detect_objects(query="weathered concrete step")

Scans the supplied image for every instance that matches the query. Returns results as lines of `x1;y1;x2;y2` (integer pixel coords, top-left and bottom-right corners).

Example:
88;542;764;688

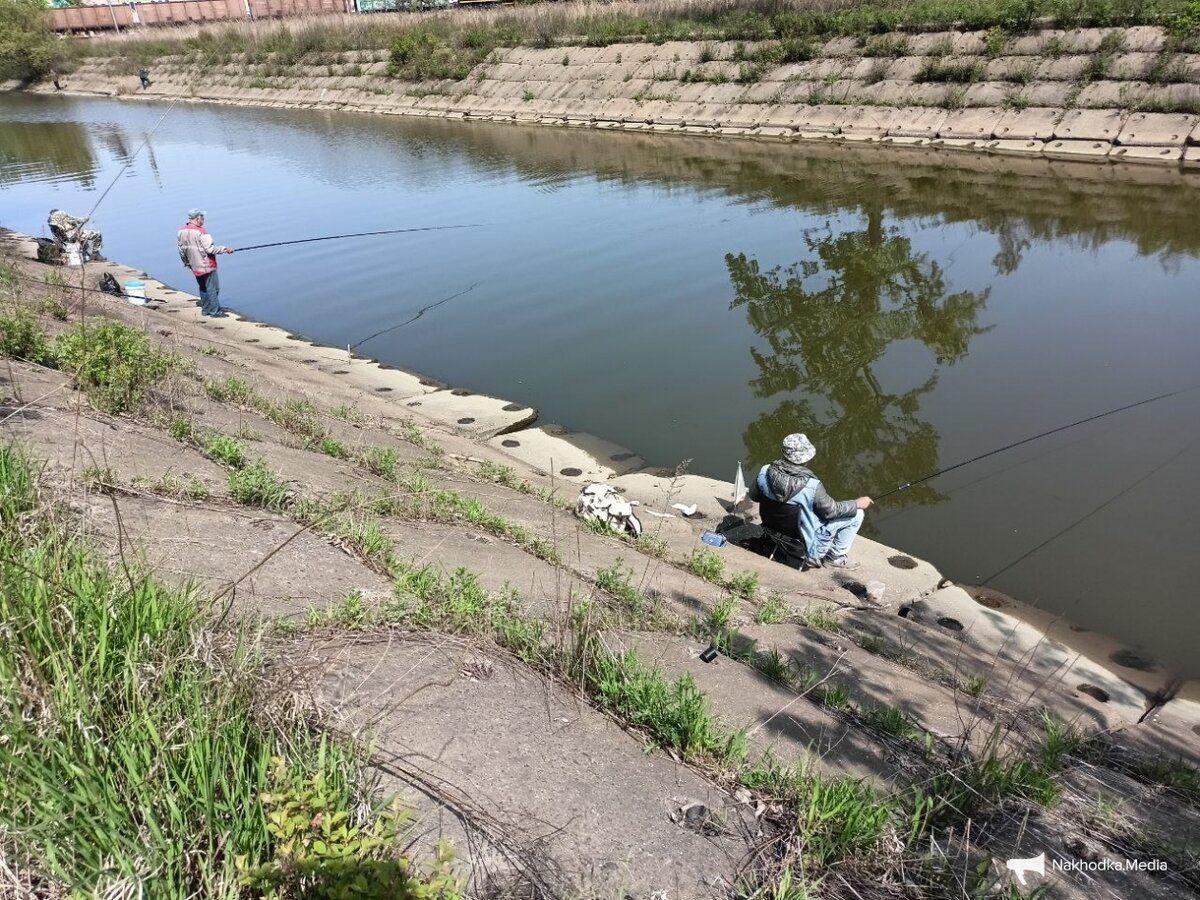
488;423;646;481
82;494;391;619
314;635;751;898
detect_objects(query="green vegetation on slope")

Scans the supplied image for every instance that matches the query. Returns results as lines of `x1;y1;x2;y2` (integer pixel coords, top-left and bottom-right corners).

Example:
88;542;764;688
0;443;459;897
62;0;1200;85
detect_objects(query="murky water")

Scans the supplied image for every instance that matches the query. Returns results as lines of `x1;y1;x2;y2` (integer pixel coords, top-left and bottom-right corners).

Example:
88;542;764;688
3;93;1199;680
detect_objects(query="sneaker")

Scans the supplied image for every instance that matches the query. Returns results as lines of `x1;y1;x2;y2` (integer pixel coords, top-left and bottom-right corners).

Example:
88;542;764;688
824;555;860;570
802;557;823;570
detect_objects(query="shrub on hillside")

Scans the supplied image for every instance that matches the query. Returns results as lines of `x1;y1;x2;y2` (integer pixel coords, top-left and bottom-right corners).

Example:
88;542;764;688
53;321;174;413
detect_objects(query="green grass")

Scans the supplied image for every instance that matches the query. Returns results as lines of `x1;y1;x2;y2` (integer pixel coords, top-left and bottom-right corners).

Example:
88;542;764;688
728;570;759;600
133;473;212;501
204;375;257;405
755;591;787;625
1131;755;1200;800
688;547;725;583
863;34;910;57
0;309;50;363
318;436;350;459
863;704;933;749
227;462;291;510
755;647;794;682
0;444;447;898
596;558;648;612
363;445;399;479
52;321;176;414
915;58;984;83
65;0;1200;90
587;649;727;761
706;596;738;630
799;605;840;631
202;432;247;469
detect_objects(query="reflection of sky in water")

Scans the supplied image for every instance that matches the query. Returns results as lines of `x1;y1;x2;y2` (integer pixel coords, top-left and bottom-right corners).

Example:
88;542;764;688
3;94;1200;676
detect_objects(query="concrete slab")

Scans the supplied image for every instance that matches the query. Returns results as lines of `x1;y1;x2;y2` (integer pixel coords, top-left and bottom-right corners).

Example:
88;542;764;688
1124;25;1169;53
1111;52;1156;80
1108;145;1184;165
1044;139;1112;161
1116;111;1198;146
835;105;901;137
986;138;1046;156
1054;108;1126;141
1184;146;1200;167
993;106;1061;140
318;637;749;899
609;471;737;523
905;586;1147;729
937;107;1003;139
886;107;948;138
792;104;845;133
402;389;536;439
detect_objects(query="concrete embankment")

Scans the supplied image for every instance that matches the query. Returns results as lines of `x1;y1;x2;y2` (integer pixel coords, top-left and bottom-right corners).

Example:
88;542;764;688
4;228;1200;896
4;227;1196;748
13;24;1200;172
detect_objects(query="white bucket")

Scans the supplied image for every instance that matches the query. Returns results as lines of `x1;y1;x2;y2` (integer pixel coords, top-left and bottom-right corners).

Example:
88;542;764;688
64;242;82;267
124;280;148;305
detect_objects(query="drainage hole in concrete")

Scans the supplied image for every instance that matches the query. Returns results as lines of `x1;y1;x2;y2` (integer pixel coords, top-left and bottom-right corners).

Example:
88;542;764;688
457;417;476;424
936;617;963;632
332;370;349;375
1076;683;1110;703
302;358;318;364
502;402;523;411
419;379;440;387
888;554;918;569
502;439;520;448
244;339;260;344
1110;649;1157;672
1193;724;1200;737
611;451;636;461
265;346;281;350
560;467;583;477
375;387;393;393
897;606;911;619
972;593;1004;609
451;389;472;397
164;308;179;313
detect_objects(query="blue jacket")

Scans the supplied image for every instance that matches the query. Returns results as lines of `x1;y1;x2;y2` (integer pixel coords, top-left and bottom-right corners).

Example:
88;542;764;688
757;462;857;550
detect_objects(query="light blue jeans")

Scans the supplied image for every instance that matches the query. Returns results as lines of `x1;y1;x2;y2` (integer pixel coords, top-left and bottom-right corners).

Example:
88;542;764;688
807;509;865;562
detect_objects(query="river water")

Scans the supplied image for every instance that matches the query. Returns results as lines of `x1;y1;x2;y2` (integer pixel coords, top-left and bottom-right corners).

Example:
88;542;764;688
2;93;1198;679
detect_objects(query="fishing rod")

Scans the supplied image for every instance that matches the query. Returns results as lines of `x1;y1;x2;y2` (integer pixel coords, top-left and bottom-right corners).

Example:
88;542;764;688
876;387;1194;501
234;224;484;253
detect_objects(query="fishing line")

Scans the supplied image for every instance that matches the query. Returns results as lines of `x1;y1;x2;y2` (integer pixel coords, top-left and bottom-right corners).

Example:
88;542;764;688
979;434;1200;585
350;282;479;350
83;93;183;226
234;224;484;253
876;388;1196;501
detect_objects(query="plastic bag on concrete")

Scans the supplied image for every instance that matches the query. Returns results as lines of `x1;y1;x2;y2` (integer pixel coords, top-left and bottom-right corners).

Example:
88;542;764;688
574;483;642;539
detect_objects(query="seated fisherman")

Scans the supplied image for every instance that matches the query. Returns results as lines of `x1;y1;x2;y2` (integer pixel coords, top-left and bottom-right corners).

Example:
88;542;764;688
756;433;873;569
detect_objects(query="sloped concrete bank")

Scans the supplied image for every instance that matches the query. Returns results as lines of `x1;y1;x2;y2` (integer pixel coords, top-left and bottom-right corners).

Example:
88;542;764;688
4;227;1196;761
11;24;1200;172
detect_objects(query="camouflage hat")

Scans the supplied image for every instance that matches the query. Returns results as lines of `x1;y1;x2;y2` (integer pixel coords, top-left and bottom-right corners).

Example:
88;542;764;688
782;433;816;465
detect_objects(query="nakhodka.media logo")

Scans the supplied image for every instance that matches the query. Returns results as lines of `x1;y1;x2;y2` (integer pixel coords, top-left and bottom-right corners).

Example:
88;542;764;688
1006;851;1169;884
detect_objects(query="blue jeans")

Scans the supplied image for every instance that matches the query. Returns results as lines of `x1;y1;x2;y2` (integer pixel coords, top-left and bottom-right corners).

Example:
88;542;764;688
195;270;220;315
807;509;864;561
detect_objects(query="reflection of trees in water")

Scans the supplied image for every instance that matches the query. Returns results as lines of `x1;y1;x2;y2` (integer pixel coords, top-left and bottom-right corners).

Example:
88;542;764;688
0;121;96;187
729;209;991;510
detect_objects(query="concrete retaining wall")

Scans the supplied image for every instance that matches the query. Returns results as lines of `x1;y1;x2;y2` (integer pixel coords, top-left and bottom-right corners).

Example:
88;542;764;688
18;24;1200;173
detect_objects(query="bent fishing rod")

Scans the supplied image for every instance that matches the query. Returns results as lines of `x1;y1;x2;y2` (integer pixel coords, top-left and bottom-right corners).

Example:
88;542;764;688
233;224;484;253
876;387;1195;501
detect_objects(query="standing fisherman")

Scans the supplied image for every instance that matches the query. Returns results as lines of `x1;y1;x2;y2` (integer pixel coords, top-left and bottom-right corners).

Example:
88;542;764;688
177;209;234;318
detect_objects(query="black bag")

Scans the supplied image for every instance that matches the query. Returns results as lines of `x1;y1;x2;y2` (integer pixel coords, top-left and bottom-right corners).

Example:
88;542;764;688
98;273;123;296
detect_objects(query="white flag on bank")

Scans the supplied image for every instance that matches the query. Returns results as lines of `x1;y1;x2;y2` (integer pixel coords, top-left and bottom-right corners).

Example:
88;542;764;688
733;462;747;505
